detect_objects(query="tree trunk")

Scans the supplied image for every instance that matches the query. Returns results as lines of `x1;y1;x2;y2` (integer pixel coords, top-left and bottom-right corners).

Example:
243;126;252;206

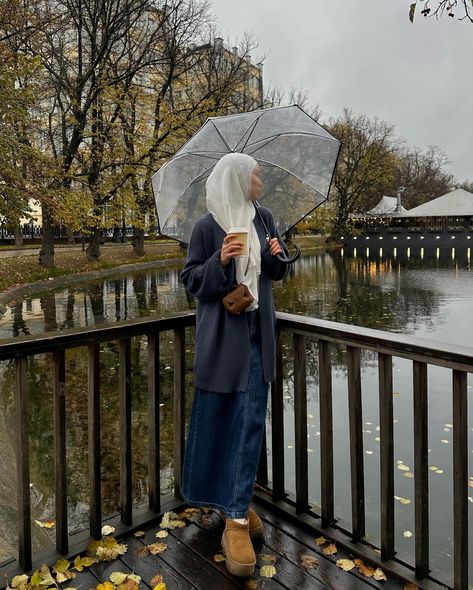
86;228;102;260
14;226;23;248
132;227;145;256
39;204;55;267
65;225;75;243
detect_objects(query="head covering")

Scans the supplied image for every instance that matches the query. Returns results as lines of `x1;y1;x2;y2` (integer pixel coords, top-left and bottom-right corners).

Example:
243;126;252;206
205;152;261;311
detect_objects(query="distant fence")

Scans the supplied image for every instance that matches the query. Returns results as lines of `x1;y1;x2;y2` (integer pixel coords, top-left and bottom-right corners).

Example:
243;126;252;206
0;224;140;243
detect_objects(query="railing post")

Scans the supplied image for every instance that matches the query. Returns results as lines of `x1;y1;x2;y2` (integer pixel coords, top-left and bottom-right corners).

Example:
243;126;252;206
119;338;133;525
16;355;31;571
413;360;429;578
379;352;394;560
452;369;468;589
347;345;365;543
88;343;101;539
148;332;161;512
53;349;68;554
293;333;309;513
173;327;186;499
319;339;334;528
271;327;285;501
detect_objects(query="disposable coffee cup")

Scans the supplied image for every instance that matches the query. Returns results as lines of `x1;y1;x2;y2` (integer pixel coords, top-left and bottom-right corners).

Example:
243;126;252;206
227;227;249;257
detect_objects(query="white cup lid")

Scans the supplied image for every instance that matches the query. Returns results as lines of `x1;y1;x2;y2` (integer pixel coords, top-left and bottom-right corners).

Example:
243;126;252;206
228;227;248;232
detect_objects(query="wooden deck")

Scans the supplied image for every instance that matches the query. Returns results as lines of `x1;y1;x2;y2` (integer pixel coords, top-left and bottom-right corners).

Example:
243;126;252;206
58;498;414;590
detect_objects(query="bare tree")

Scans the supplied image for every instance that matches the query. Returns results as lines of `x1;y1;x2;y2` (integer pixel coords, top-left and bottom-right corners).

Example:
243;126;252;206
409;0;473;23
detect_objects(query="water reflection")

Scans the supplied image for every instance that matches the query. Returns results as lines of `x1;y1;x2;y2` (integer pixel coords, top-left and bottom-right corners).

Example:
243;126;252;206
0;248;472;586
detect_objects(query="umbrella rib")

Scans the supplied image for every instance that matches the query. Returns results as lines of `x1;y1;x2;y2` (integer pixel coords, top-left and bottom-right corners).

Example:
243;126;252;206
239;113;264;152
210;120;232;152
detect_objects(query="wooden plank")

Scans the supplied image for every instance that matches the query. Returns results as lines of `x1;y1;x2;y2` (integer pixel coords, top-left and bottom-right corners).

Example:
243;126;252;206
140;524;241;590
53;349;68;554
452;369;468;589
173;327;186;499
319;339;334;528
378;353;394;561
119;337;133;525
293;333;309;514
15;356;31;571
347;346;365;542
88;343;101;539
176;510;297;589
120;536;194;590
412;360;429;578
147;332;161;513
271;327;285;501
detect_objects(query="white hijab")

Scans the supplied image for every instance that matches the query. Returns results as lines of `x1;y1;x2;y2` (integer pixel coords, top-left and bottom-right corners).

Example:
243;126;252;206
205;152;261;311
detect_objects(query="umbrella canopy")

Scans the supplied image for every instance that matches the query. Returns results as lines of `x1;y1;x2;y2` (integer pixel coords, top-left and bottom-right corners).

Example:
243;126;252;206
151;104;341;244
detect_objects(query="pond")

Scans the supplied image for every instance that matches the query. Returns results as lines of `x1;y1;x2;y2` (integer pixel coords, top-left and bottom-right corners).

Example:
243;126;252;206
0;245;471;586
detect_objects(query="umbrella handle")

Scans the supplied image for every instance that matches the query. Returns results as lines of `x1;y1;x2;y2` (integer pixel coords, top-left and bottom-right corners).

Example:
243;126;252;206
276;241;301;263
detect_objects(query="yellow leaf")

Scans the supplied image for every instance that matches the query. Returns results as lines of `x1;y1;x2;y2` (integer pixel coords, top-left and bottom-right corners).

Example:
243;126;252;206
52;559;70;574
314;536;327;545
153;584;166;590
397;464;410;471
109;573;128;585
155;530;168;538
97;583;114;590
101;525;115;536
336;559;355;571
147;542;168;555
404;583;420;590
150;575;164;587
259;565;276;578
73;556;97;571
213;553;225;562
373;568;387;581
35;520;55;529
134;531;145;538
260;554;277;564
403;472;414;478
403;530;413;538
323;543;337;555
10;575;29;590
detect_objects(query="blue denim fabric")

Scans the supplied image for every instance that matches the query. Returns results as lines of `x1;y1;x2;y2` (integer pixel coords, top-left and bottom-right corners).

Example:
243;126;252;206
180;309;269;518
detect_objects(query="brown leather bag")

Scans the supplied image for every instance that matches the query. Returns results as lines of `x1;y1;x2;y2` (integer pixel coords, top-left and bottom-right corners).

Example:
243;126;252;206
221;249;254;314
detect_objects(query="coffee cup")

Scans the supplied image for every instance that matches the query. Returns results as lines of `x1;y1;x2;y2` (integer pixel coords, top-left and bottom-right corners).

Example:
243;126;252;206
227;227;249;257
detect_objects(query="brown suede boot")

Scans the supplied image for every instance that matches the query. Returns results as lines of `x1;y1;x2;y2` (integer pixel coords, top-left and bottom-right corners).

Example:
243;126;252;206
217;506;264;540
221;517;256;577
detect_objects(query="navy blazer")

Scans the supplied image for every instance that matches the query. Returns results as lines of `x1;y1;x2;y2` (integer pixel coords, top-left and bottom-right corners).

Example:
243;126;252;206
179;206;290;393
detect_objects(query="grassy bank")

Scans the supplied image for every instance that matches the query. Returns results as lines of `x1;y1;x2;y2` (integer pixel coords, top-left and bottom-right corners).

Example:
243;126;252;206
0;242;185;293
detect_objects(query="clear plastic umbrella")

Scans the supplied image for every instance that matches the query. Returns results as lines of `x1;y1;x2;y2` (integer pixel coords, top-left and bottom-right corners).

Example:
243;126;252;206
151;104;341;262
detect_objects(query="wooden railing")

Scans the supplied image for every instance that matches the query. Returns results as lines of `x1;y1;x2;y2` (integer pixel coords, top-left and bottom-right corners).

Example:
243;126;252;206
0;311;471;589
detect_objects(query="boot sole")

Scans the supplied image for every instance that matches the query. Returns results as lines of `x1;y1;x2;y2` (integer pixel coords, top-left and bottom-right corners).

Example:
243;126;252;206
221;531;256;577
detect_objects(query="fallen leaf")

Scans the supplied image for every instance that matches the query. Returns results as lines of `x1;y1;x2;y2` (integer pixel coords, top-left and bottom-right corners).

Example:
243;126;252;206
147;542;168;555
323;543;337;555
101;525;115;536
397;464;410;471
34;520;55;529
260;554;277;564
133;531;145;538
403;472;414;478
73;556;97;571
97;582;114;590
300;554;318;569
403;530;413;538
150;574;164;587
336;559;355;571
354;558;375;577
314;536;327;545
159;511;186;530
373;568;387;581
404;583;420;590
213;553;225;562
259;565;276;578
155;530;169;538
134;546;151;558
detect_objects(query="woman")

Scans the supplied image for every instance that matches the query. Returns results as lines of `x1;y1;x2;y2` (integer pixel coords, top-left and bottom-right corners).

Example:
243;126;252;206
178;152;290;577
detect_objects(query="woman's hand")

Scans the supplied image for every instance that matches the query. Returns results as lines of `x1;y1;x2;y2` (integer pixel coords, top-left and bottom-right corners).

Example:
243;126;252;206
268;237;283;256
220;233;244;266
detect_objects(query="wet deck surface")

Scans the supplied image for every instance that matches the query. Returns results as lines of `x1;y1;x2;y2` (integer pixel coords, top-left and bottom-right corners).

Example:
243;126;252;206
60;499;411;590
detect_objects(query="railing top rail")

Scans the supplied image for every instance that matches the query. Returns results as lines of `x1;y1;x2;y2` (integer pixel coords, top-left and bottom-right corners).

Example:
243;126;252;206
0;312;196;360
276;311;473;373
0;308;471;373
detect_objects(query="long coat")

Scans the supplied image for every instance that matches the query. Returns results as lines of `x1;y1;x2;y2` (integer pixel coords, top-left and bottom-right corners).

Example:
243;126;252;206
179;206;290;393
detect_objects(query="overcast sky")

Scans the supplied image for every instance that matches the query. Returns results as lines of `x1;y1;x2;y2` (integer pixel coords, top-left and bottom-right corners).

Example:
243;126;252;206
210;0;472;183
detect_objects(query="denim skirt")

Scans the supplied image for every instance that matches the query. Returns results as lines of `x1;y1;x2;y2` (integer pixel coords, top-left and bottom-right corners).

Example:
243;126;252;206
180;308;269;518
